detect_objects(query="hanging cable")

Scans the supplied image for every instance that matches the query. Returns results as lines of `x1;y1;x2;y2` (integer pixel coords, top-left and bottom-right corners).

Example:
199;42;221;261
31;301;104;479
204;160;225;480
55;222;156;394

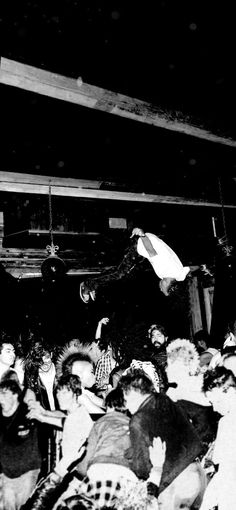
217;176;233;256
218;177;228;246
41;184;66;280
48;182;54;248
46;183;59;256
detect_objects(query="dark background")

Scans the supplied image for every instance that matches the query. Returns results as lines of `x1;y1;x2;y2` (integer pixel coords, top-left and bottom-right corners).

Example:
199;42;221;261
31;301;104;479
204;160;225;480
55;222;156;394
0;0;236;180
0;1;236;348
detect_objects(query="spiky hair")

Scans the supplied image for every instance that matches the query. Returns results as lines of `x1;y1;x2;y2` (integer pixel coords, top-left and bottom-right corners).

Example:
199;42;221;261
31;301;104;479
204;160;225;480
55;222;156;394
56;340;93;378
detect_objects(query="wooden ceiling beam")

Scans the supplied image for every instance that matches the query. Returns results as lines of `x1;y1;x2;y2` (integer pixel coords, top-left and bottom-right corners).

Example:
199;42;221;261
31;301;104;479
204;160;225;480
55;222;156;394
0;172;102;190
1;171;236;208
1;57;236;148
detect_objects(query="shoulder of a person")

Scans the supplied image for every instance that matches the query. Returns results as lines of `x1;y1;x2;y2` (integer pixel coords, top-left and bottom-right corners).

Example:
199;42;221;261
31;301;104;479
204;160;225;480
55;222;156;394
9;401;30;425
76;402;91;416
141;391;174;412
130;394;155;418
82;388;94;397
145;232;161;242
106;410;129;423
79;403;94;422
0;368;17;380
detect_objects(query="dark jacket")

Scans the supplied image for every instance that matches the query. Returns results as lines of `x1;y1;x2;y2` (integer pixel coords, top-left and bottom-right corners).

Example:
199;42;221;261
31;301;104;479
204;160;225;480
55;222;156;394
77;411;130;476
125;392;203;493
35;374;58;412
175;399;219;451
150;350;168;392
0;402;41;478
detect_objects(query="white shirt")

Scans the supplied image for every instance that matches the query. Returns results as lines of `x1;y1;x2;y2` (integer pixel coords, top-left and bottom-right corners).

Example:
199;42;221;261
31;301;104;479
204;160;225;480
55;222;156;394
57;404;93;476
137;233;190;281
211;407;236;510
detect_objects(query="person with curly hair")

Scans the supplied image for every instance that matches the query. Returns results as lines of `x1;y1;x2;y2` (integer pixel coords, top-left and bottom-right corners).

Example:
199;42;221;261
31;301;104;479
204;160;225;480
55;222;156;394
166;339;218;450
24;339;60;476
148;323;169;392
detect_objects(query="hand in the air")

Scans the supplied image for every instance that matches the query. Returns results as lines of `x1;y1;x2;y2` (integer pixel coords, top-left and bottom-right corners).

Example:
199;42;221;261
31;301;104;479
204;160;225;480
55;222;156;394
130;227;145;238
149;436;166;470
99;317;109;326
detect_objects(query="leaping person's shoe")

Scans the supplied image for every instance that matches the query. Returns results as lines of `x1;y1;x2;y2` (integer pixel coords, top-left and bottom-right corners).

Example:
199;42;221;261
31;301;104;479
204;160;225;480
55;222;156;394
80;282;96;303
80;282;90;303
90;290;96;301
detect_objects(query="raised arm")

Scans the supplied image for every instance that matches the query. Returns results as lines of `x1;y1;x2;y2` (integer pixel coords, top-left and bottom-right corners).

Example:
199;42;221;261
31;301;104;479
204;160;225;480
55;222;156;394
95;317;109;340
131;228;157;258
140;235;157;258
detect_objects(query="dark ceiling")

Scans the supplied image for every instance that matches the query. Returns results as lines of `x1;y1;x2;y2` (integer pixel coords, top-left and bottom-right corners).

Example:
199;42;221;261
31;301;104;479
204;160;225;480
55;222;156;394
1;0;236;127
0;1;236;232
1;1;236;342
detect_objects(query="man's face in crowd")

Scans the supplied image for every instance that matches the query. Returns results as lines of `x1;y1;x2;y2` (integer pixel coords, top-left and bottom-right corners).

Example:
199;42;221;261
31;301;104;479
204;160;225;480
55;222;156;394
150;329;167;350
195;339;208;353
57;387;77;412
40;351;53;372
0;388;18;416
0;343;16;367
71;360;96;388
159;277;174;296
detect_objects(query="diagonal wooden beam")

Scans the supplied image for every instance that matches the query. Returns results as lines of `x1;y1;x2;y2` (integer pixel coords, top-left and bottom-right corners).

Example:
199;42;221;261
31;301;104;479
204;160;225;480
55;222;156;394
1;171;236;208
0;172;103;190
0;57;236;148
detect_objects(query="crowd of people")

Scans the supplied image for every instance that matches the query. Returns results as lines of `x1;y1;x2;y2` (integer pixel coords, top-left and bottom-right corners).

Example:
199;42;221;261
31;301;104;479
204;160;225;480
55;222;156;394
0;228;236;510
0;318;235;510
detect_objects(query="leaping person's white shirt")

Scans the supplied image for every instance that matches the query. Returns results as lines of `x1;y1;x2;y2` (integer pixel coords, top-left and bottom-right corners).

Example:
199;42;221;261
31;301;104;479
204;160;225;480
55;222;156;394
137;233;190;281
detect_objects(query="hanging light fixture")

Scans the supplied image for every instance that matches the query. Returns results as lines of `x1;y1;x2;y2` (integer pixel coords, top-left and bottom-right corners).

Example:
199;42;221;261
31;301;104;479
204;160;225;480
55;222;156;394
217;177;233;257
41;183;67;281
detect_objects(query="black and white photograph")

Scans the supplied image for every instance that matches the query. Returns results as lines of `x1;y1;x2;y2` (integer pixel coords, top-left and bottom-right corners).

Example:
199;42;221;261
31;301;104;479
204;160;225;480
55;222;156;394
0;2;236;509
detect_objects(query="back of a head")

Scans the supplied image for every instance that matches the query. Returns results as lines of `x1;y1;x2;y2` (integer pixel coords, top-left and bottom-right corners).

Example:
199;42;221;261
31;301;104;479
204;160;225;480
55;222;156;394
0;369;21;385
193;329;210;344
56;373;82;397
105;386;125;411
119;368;155;395
0;378;22;398
203;365;236;393
167;338;200;376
